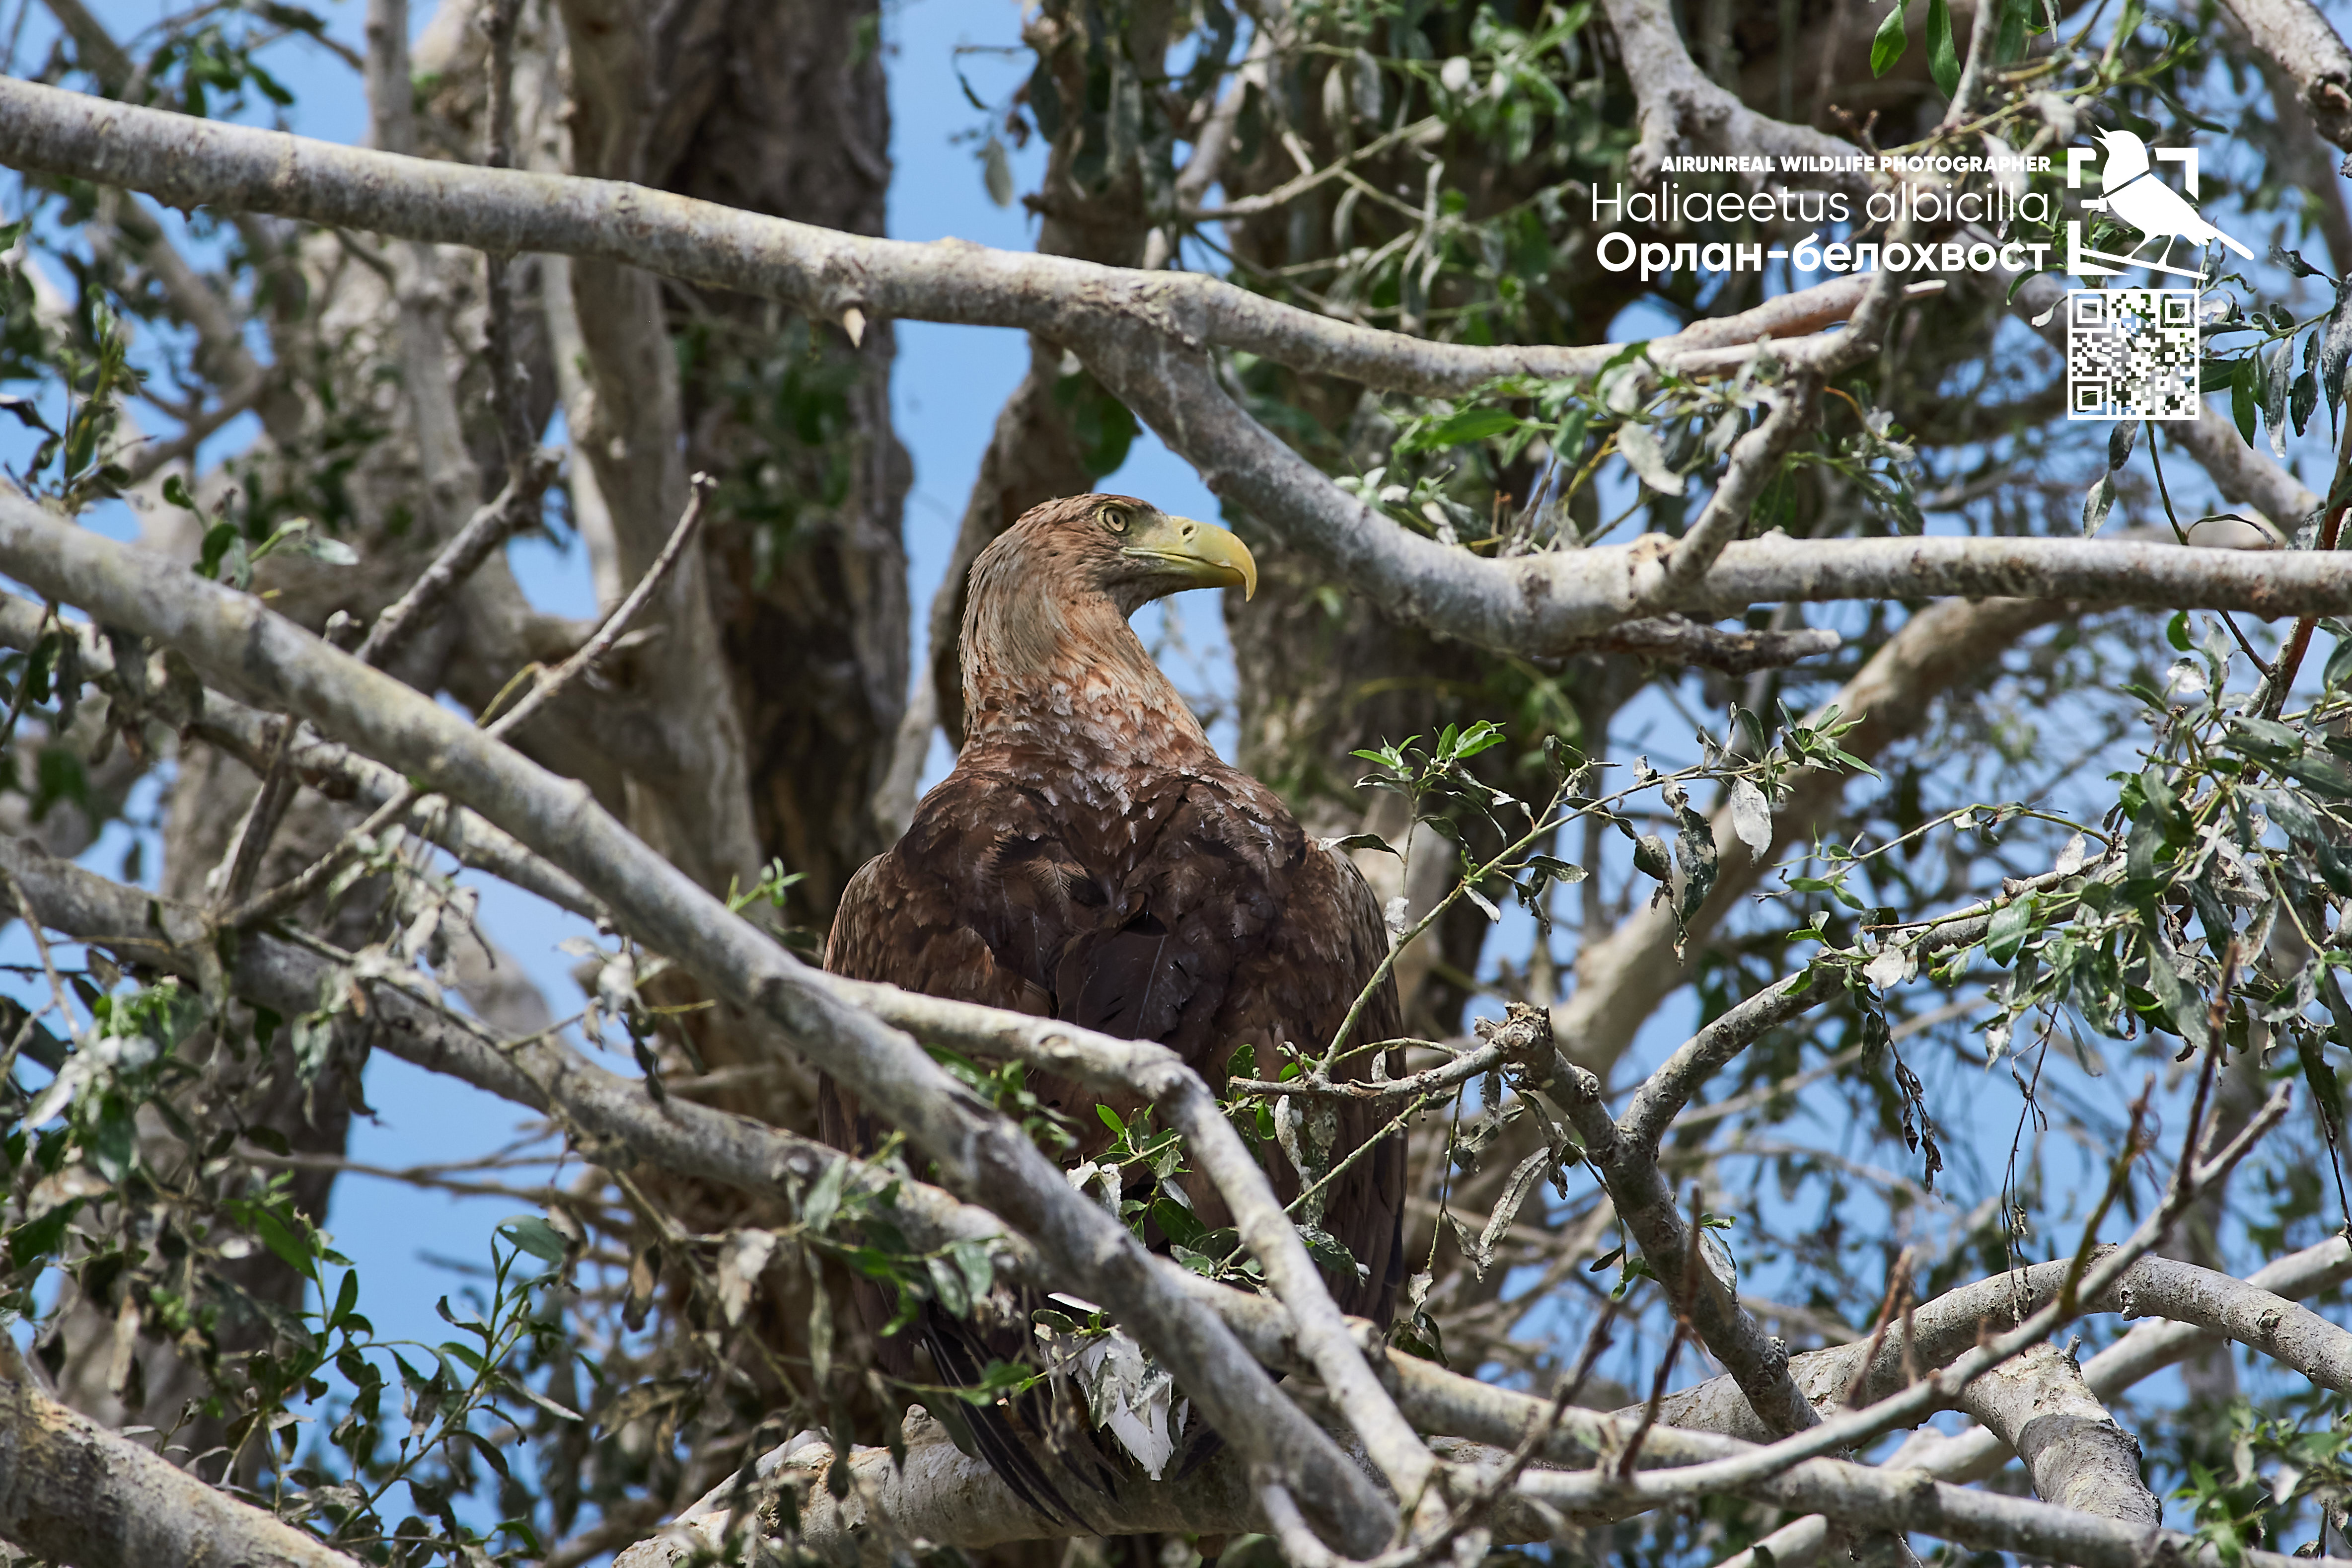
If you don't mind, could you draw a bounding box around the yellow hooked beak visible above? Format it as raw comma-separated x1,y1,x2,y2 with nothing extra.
1123,514,1258,600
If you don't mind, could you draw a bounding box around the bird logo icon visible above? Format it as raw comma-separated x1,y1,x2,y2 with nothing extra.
2081,129,2252,276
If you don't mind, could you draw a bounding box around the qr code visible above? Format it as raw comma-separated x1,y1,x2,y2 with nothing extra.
2066,288,2201,421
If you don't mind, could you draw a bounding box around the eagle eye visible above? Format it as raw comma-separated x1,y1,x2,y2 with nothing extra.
1098,505,1131,535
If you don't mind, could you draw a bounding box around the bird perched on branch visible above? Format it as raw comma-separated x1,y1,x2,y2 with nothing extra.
821,493,1404,1523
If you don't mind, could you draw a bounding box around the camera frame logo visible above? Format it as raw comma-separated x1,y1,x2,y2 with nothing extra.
2060,131,2248,423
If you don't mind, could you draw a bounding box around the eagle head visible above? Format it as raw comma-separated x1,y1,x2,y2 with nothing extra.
988,493,1258,616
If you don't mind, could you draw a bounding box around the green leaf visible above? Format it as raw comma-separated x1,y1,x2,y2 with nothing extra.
462,1428,514,1483
288,532,360,566
2226,716,2300,760
497,1215,569,1266
1985,892,2037,966
2082,472,2117,535
803,1155,848,1235
248,1204,315,1280
2141,944,2209,1055
927,1253,972,1317
2285,750,2352,799
1445,719,1508,761
1322,831,1397,858
949,1237,994,1306
196,522,239,582
1993,0,2027,61
8,1197,79,1269
1923,0,1959,93
1419,406,1520,449
981,137,1015,207
1870,0,1908,74
2166,610,2192,653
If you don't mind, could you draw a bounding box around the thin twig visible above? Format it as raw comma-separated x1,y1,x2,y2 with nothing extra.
208,710,301,908
480,471,714,740
354,448,558,670
1618,1186,1707,1479
1841,1248,1915,1406
2260,409,2352,716
1,869,75,1045
2056,1081,2157,1319
1186,115,1444,221
225,474,714,930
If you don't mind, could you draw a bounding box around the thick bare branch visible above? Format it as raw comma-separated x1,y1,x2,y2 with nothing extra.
1574,615,1841,672
0,1354,357,1568
1617,976,1817,1148
2221,0,2352,150
1655,1250,2352,1441
1598,0,1876,188
1562,1063,1821,1437
617,1421,1273,1565
0,493,1400,1556
1718,1238,2352,1568
3,84,2339,656
1953,1344,2158,1527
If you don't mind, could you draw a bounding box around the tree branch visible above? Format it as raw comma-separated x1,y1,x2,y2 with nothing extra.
2220,0,2352,151
1714,1237,2352,1568
354,448,560,670
9,84,2324,663
1954,1344,2158,1527
616,1419,1276,1565
1523,1085,2289,1512
1652,1233,2352,1442
1558,593,2072,1072
1597,0,1876,188
0,1349,359,1567
1562,1063,1821,1437
0,592,603,919
1572,615,1841,673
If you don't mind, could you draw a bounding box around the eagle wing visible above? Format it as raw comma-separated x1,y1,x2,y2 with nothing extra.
818,755,1404,1512
826,756,1403,1314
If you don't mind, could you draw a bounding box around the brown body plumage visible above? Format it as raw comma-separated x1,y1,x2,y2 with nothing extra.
821,493,1404,1519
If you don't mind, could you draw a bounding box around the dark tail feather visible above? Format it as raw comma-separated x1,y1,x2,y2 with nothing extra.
1174,1420,1225,1480
922,1303,1101,1528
